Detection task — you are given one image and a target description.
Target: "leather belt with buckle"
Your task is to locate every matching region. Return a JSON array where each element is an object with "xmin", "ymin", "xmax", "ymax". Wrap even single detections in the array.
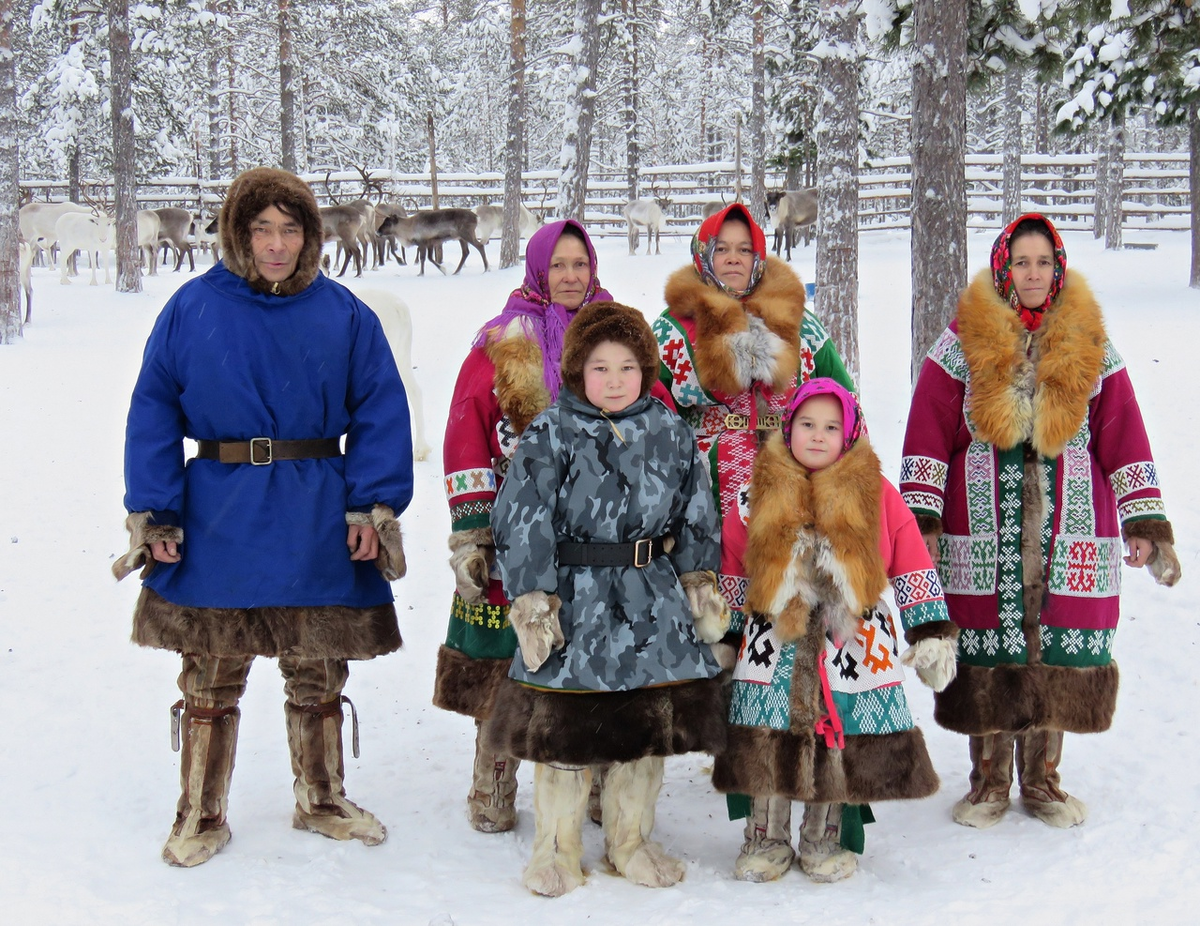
[
  {"xmin": 194, "ymin": 437, "xmax": 342, "ymax": 465},
  {"xmin": 724, "ymin": 413, "xmax": 781, "ymax": 431},
  {"xmin": 557, "ymin": 536, "xmax": 671, "ymax": 568}
]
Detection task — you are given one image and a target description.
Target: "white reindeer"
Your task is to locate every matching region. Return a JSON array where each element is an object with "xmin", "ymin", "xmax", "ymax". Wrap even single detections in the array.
[
  {"xmin": 19, "ymin": 201, "xmax": 91, "ymax": 271},
  {"xmin": 55, "ymin": 212, "xmax": 113, "ymax": 286},
  {"xmin": 622, "ymin": 192, "xmax": 670, "ymax": 256},
  {"xmin": 18, "ymin": 240, "xmax": 33, "ymax": 323},
  {"xmin": 355, "ymin": 289, "xmax": 431, "ymax": 462},
  {"xmin": 137, "ymin": 210, "xmax": 162, "ymax": 276},
  {"xmin": 472, "ymin": 203, "xmax": 541, "ymax": 243}
]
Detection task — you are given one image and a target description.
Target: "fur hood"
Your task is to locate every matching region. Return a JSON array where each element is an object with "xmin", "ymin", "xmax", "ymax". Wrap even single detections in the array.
[
  {"xmin": 744, "ymin": 432, "xmax": 887, "ymax": 644},
  {"xmin": 663, "ymin": 255, "xmax": 806, "ymax": 396},
  {"xmin": 560, "ymin": 300, "xmax": 659, "ymax": 403},
  {"xmin": 218, "ymin": 167, "xmax": 325, "ymax": 297},
  {"xmin": 957, "ymin": 267, "xmax": 1107, "ymax": 458}
]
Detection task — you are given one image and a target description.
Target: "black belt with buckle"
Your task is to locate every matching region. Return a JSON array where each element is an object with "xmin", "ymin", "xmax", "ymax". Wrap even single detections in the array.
[
  {"xmin": 194, "ymin": 437, "xmax": 342, "ymax": 465},
  {"xmin": 557, "ymin": 536, "xmax": 671, "ymax": 568}
]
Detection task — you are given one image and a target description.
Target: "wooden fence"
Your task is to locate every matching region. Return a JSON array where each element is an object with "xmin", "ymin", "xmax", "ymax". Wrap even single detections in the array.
[{"xmin": 18, "ymin": 152, "xmax": 1190, "ymax": 237}]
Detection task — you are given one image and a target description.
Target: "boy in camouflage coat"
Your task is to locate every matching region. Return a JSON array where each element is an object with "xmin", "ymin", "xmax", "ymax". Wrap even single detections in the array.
[{"xmin": 484, "ymin": 301, "xmax": 729, "ymax": 897}]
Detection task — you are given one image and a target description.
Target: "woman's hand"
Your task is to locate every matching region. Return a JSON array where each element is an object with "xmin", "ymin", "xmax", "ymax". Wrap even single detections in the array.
[
  {"xmin": 1124, "ymin": 536, "xmax": 1153, "ymax": 568},
  {"xmin": 347, "ymin": 523, "xmax": 380, "ymax": 561}
]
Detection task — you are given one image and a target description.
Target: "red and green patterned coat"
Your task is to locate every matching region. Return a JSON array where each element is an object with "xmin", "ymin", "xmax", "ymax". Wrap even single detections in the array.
[
  {"xmin": 654, "ymin": 258, "xmax": 854, "ymax": 629},
  {"xmin": 901, "ymin": 269, "xmax": 1173, "ymax": 735}
]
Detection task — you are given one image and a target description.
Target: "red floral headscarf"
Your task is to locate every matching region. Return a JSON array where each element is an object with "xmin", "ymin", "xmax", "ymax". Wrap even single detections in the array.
[
  {"xmin": 990, "ymin": 212, "xmax": 1067, "ymax": 331},
  {"xmin": 691, "ymin": 203, "xmax": 768, "ymax": 298}
]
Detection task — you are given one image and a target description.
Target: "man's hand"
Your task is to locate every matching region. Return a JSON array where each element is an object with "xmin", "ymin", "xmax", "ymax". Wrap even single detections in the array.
[
  {"xmin": 348, "ymin": 523, "xmax": 380, "ymax": 561},
  {"xmin": 150, "ymin": 539, "xmax": 181, "ymax": 564}
]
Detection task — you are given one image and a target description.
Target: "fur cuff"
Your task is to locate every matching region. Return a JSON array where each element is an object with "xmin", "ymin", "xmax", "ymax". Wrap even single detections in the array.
[
  {"xmin": 1147, "ymin": 541, "xmax": 1182, "ymax": 588},
  {"xmin": 348, "ymin": 505, "xmax": 406, "ymax": 581},
  {"xmin": 900, "ymin": 637, "xmax": 958, "ymax": 692},
  {"xmin": 904, "ymin": 619, "xmax": 959, "ymax": 646},
  {"xmin": 915, "ymin": 514, "xmax": 943, "ymax": 537},
  {"xmin": 680, "ymin": 570, "xmax": 732, "ymax": 643},
  {"xmin": 112, "ymin": 512, "xmax": 183, "ymax": 581},
  {"xmin": 509, "ymin": 591, "xmax": 564, "ymax": 672},
  {"xmin": 1123, "ymin": 518, "xmax": 1174, "ymax": 545},
  {"xmin": 448, "ymin": 529, "xmax": 494, "ymax": 604}
]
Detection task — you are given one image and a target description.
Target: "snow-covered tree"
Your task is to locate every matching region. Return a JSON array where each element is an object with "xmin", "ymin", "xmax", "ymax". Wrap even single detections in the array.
[
  {"xmin": 555, "ymin": 0, "xmax": 603, "ymax": 221},
  {"xmin": 109, "ymin": 0, "xmax": 141, "ymax": 293},
  {"xmin": 1, "ymin": 0, "xmax": 20, "ymax": 342},
  {"xmin": 501, "ymin": 0, "xmax": 526, "ymax": 269}
]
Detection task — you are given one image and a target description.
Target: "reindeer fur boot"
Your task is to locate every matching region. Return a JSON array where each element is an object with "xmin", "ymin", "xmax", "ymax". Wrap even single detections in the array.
[
  {"xmin": 1018, "ymin": 730, "xmax": 1087, "ymax": 828},
  {"xmin": 587, "ymin": 765, "xmax": 607, "ymax": 826},
  {"xmin": 953, "ymin": 733, "xmax": 1016, "ymax": 829},
  {"xmin": 467, "ymin": 720, "xmax": 520, "ymax": 833},
  {"xmin": 798, "ymin": 803, "xmax": 857, "ymax": 883},
  {"xmin": 523, "ymin": 763, "xmax": 591, "ymax": 897},
  {"xmin": 602, "ymin": 756, "xmax": 685, "ymax": 889},
  {"xmin": 162, "ymin": 703, "xmax": 239, "ymax": 868},
  {"xmin": 286, "ymin": 699, "xmax": 386, "ymax": 845},
  {"xmin": 734, "ymin": 795, "xmax": 795, "ymax": 883}
]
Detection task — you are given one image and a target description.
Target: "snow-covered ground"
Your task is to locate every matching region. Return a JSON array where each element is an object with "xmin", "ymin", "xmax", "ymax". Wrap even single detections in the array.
[{"xmin": 1, "ymin": 228, "xmax": 1195, "ymax": 925}]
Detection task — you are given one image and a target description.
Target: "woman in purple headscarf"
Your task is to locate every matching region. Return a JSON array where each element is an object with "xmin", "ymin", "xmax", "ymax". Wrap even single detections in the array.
[{"xmin": 432, "ymin": 220, "xmax": 618, "ymax": 833}]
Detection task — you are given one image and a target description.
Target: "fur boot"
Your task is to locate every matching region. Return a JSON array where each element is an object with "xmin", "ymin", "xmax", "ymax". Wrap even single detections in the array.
[
  {"xmin": 952, "ymin": 733, "xmax": 1015, "ymax": 829},
  {"xmin": 286, "ymin": 699, "xmax": 386, "ymax": 845},
  {"xmin": 162, "ymin": 702, "xmax": 239, "ymax": 868},
  {"xmin": 523, "ymin": 764, "xmax": 591, "ymax": 897},
  {"xmin": 587, "ymin": 765, "xmax": 607, "ymax": 825},
  {"xmin": 734, "ymin": 795, "xmax": 795, "ymax": 882},
  {"xmin": 602, "ymin": 756, "xmax": 685, "ymax": 888},
  {"xmin": 1018, "ymin": 730, "xmax": 1087, "ymax": 828},
  {"xmin": 467, "ymin": 720, "xmax": 520, "ymax": 833},
  {"xmin": 798, "ymin": 802, "xmax": 857, "ymax": 883}
]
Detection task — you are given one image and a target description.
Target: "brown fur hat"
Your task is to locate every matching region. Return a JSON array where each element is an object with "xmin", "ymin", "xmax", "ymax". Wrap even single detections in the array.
[
  {"xmin": 560, "ymin": 300, "xmax": 659, "ymax": 403},
  {"xmin": 219, "ymin": 167, "xmax": 324, "ymax": 296}
]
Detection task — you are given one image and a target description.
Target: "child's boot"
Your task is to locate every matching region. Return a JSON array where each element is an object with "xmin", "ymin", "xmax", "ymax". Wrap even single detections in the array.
[
  {"xmin": 602, "ymin": 756, "xmax": 685, "ymax": 888},
  {"xmin": 467, "ymin": 721, "xmax": 520, "ymax": 833},
  {"xmin": 798, "ymin": 802, "xmax": 856, "ymax": 883},
  {"xmin": 1018, "ymin": 730, "xmax": 1086, "ymax": 828},
  {"xmin": 523, "ymin": 763, "xmax": 590, "ymax": 897},
  {"xmin": 952, "ymin": 732, "xmax": 1015, "ymax": 828},
  {"xmin": 733, "ymin": 795, "xmax": 794, "ymax": 882}
]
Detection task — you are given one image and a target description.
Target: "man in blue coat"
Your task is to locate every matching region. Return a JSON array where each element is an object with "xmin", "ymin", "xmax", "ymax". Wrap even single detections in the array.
[{"xmin": 114, "ymin": 167, "xmax": 413, "ymax": 867}]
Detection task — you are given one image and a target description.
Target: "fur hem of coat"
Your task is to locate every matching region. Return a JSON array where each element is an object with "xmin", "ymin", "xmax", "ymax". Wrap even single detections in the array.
[
  {"xmin": 711, "ymin": 726, "xmax": 939, "ymax": 803},
  {"xmin": 956, "ymin": 269, "xmax": 1107, "ymax": 457},
  {"xmin": 744, "ymin": 434, "xmax": 887, "ymax": 644},
  {"xmin": 482, "ymin": 676, "xmax": 728, "ymax": 765},
  {"xmin": 131, "ymin": 587, "xmax": 400, "ymax": 659},
  {"xmin": 662, "ymin": 256, "xmax": 806, "ymax": 396},
  {"xmin": 431, "ymin": 645, "xmax": 513, "ymax": 720},
  {"xmin": 486, "ymin": 328, "xmax": 551, "ymax": 436},
  {"xmin": 934, "ymin": 660, "xmax": 1119, "ymax": 734}
]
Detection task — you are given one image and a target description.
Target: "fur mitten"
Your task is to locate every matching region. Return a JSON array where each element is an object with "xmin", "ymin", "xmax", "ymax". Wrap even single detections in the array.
[
  {"xmin": 900, "ymin": 637, "xmax": 958, "ymax": 692},
  {"xmin": 346, "ymin": 505, "xmax": 407, "ymax": 581},
  {"xmin": 509, "ymin": 591, "xmax": 564, "ymax": 672},
  {"xmin": 1147, "ymin": 541, "xmax": 1181, "ymax": 587},
  {"xmin": 112, "ymin": 511, "xmax": 183, "ymax": 581},
  {"xmin": 448, "ymin": 528, "xmax": 494, "ymax": 603},
  {"xmin": 680, "ymin": 570, "xmax": 731, "ymax": 644}
]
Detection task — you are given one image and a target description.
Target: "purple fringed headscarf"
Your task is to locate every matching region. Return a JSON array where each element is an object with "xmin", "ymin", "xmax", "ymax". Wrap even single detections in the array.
[{"xmin": 473, "ymin": 220, "xmax": 611, "ymax": 398}]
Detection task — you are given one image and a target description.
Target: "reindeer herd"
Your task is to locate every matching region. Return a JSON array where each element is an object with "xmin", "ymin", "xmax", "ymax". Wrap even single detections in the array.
[{"xmin": 14, "ymin": 181, "xmax": 821, "ymax": 323}]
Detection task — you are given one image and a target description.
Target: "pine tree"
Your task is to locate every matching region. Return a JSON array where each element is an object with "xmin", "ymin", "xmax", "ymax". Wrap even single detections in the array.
[{"xmin": 1, "ymin": 0, "xmax": 20, "ymax": 342}]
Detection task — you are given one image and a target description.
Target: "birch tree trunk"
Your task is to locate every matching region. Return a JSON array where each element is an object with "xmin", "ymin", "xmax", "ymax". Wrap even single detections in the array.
[
  {"xmin": 815, "ymin": 0, "xmax": 861, "ymax": 384},
  {"xmin": 500, "ymin": 0, "xmax": 526, "ymax": 269},
  {"xmin": 109, "ymin": 0, "xmax": 141, "ymax": 294},
  {"xmin": 555, "ymin": 0, "xmax": 602, "ymax": 222},
  {"xmin": 1191, "ymin": 102, "xmax": 1199, "ymax": 288},
  {"xmin": 1001, "ymin": 63, "xmax": 1023, "ymax": 227},
  {"xmin": 749, "ymin": 1, "xmax": 767, "ymax": 223},
  {"xmin": 909, "ymin": 0, "xmax": 966, "ymax": 384},
  {"xmin": 278, "ymin": 0, "xmax": 296, "ymax": 172},
  {"xmin": 0, "ymin": 0, "xmax": 20, "ymax": 342},
  {"xmin": 1103, "ymin": 112, "xmax": 1124, "ymax": 251},
  {"xmin": 622, "ymin": 0, "xmax": 639, "ymax": 203}
]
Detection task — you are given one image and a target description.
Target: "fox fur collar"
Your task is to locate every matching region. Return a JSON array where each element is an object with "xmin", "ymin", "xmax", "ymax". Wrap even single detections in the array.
[
  {"xmin": 957, "ymin": 268, "xmax": 1107, "ymax": 458},
  {"xmin": 663, "ymin": 256, "xmax": 806, "ymax": 396},
  {"xmin": 744, "ymin": 433, "xmax": 887, "ymax": 645},
  {"xmin": 485, "ymin": 320, "xmax": 552, "ymax": 436}
]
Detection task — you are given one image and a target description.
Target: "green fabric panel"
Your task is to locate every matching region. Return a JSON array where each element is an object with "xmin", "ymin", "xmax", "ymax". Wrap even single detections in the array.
[
  {"xmin": 727, "ymin": 792, "xmax": 752, "ymax": 821},
  {"xmin": 812, "ymin": 339, "xmax": 856, "ymax": 393},
  {"xmin": 444, "ymin": 594, "xmax": 516, "ymax": 659},
  {"xmin": 839, "ymin": 803, "xmax": 874, "ymax": 854}
]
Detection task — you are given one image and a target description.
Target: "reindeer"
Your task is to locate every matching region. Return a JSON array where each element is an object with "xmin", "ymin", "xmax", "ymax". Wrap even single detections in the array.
[
  {"xmin": 355, "ymin": 289, "xmax": 431, "ymax": 462},
  {"xmin": 472, "ymin": 203, "xmax": 541, "ymax": 243},
  {"xmin": 622, "ymin": 187, "xmax": 671, "ymax": 256},
  {"xmin": 19, "ymin": 201, "xmax": 91, "ymax": 270},
  {"xmin": 378, "ymin": 209, "xmax": 489, "ymax": 276},
  {"xmin": 136, "ymin": 210, "xmax": 162, "ymax": 276},
  {"xmin": 55, "ymin": 211, "xmax": 113, "ymax": 286},
  {"xmin": 18, "ymin": 240, "xmax": 33, "ymax": 323},
  {"xmin": 343, "ymin": 199, "xmax": 378, "ymax": 269},
  {"xmin": 700, "ymin": 199, "xmax": 727, "ymax": 220},
  {"xmin": 372, "ymin": 202, "xmax": 408, "ymax": 266},
  {"xmin": 198, "ymin": 214, "xmax": 221, "ymax": 263},
  {"xmin": 765, "ymin": 188, "xmax": 818, "ymax": 262},
  {"xmin": 319, "ymin": 205, "xmax": 366, "ymax": 277},
  {"xmin": 153, "ymin": 207, "xmax": 196, "ymax": 272}
]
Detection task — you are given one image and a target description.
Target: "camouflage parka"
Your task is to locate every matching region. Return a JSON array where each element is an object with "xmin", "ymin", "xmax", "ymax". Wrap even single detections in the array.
[{"xmin": 492, "ymin": 386, "xmax": 722, "ymax": 692}]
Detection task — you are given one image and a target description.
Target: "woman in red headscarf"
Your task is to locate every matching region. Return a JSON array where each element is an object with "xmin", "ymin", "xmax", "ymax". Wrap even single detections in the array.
[
  {"xmin": 901, "ymin": 213, "xmax": 1180, "ymax": 831},
  {"xmin": 652, "ymin": 203, "xmax": 855, "ymax": 877}
]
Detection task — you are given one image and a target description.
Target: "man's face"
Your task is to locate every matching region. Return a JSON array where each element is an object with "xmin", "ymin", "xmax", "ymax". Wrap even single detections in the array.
[{"xmin": 250, "ymin": 205, "xmax": 304, "ymax": 283}]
